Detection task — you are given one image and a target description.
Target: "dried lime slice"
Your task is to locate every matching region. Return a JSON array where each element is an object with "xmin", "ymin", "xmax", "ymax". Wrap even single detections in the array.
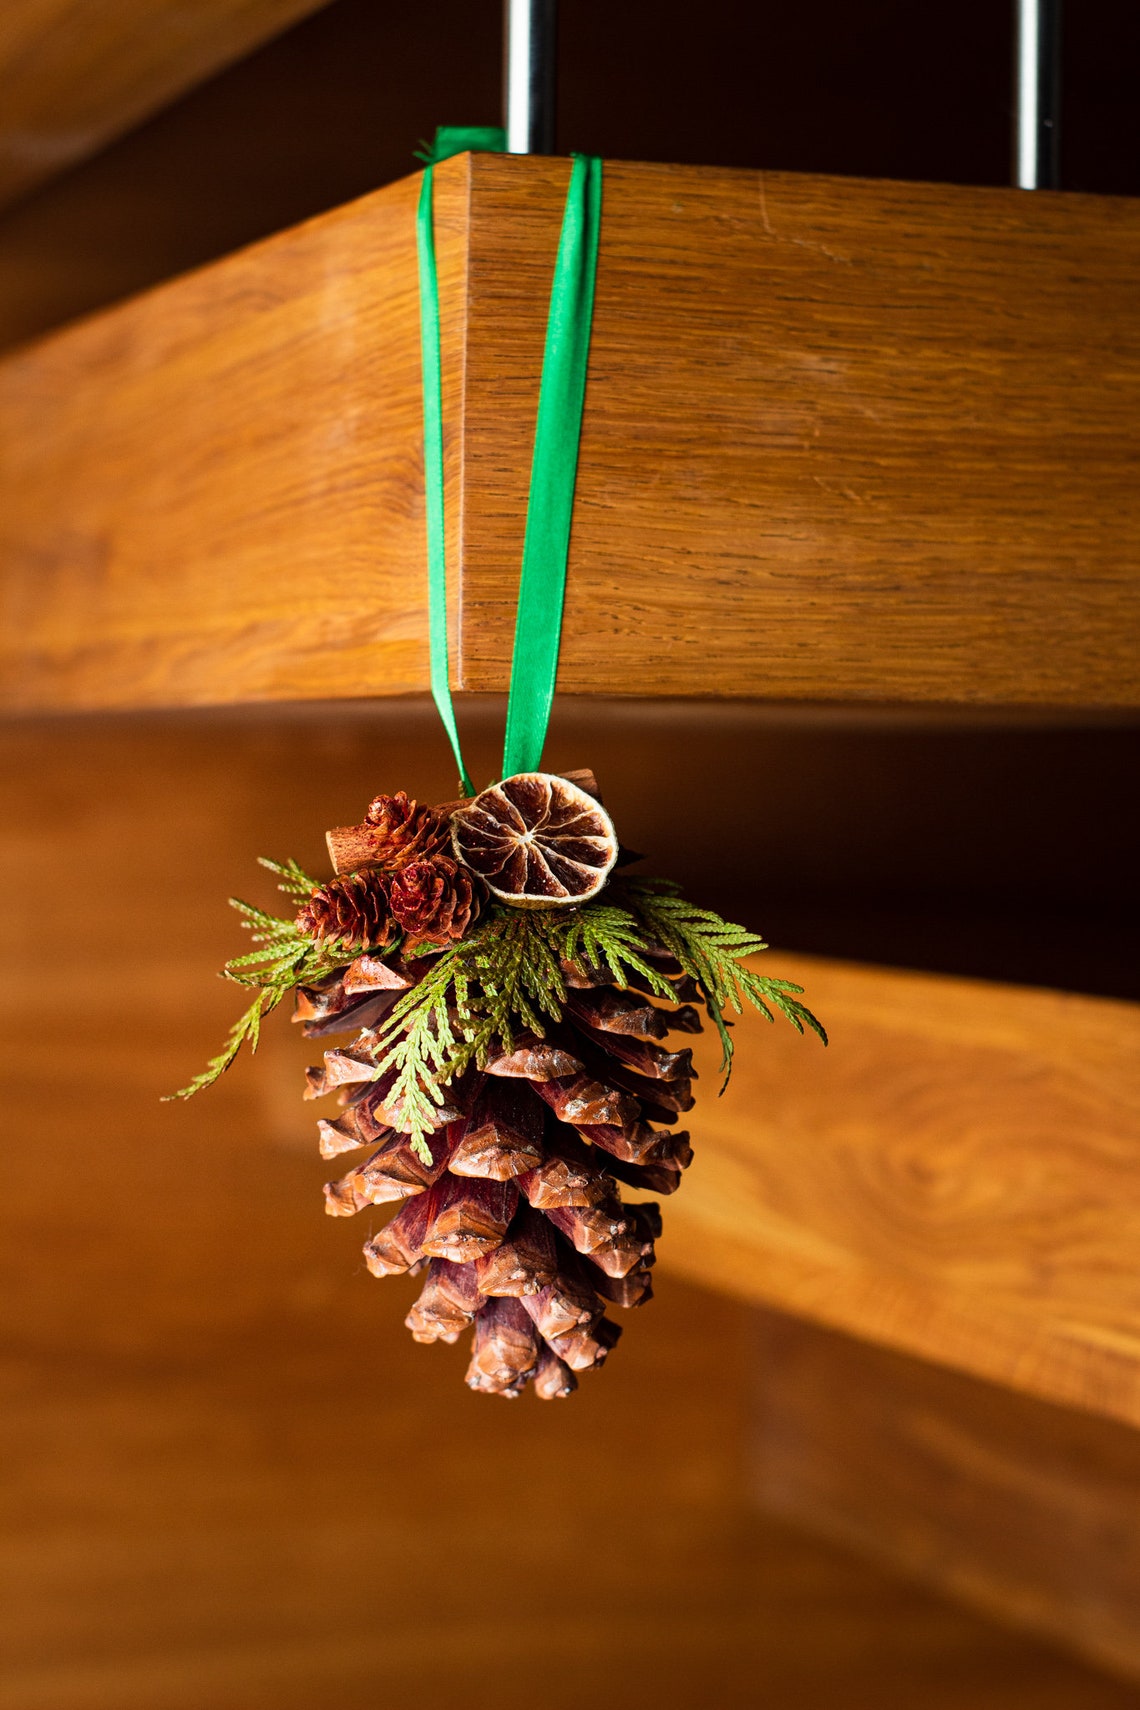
[{"xmin": 451, "ymin": 773, "xmax": 619, "ymax": 908}]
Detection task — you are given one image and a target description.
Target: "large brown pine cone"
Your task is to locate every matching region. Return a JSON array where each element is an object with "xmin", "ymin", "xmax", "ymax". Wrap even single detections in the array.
[
  {"xmin": 388, "ymin": 855, "xmax": 483, "ymax": 951},
  {"xmin": 299, "ymin": 950, "xmax": 705, "ymax": 1397},
  {"xmin": 296, "ymin": 872, "xmax": 395, "ymax": 951}
]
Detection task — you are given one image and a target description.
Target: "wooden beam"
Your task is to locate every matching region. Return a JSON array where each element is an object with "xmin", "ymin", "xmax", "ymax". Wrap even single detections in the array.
[
  {"xmin": 0, "ymin": 0, "xmax": 333, "ymax": 212},
  {"xmin": 750, "ymin": 1306, "xmax": 1140, "ymax": 1682},
  {"xmin": 664, "ymin": 953, "xmax": 1140, "ymax": 1429},
  {"xmin": 1, "ymin": 152, "xmax": 1138, "ymax": 713},
  {"xmin": 458, "ymin": 155, "xmax": 1140, "ymax": 707},
  {"xmin": 0, "ymin": 163, "xmax": 471, "ymax": 709}
]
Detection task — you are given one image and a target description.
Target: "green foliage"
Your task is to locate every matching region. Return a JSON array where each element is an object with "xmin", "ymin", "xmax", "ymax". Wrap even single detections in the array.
[
  {"xmin": 371, "ymin": 909, "xmax": 582, "ymax": 1156},
  {"xmin": 371, "ymin": 885, "xmax": 826, "ymax": 1159},
  {"xmin": 166, "ymin": 858, "xmax": 364, "ymax": 1101},
  {"xmin": 171, "ymin": 855, "xmax": 826, "ymax": 1158},
  {"xmin": 615, "ymin": 877, "xmax": 828, "ymax": 1073}
]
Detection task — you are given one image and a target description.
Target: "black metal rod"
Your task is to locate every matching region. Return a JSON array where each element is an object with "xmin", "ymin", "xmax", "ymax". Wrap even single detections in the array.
[
  {"xmin": 1013, "ymin": 0, "xmax": 1062, "ymax": 188},
  {"xmin": 503, "ymin": 0, "xmax": 558, "ymax": 154}
]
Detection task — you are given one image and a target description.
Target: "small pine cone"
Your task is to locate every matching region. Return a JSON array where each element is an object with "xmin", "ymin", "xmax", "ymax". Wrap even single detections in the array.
[
  {"xmin": 308, "ymin": 931, "xmax": 705, "ymax": 1397},
  {"xmin": 388, "ymin": 855, "xmax": 483, "ymax": 952},
  {"xmin": 325, "ymin": 793, "xmax": 452, "ymax": 877},
  {"xmin": 365, "ymin": 792, "xmax": 451, "ymax": 866},
  {"xmin": 296, "ymin": 871, "xmax": 395, "ymax": 951}
]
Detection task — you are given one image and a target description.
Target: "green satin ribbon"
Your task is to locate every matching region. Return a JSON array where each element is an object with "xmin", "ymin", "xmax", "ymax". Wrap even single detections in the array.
[
  {"xmin": 415, "ymin": 128, "xmax": 504, "ymax": 794},
  {"xmin": 416, "ymin": 127, "xmax": 602, "ymax": 792}
]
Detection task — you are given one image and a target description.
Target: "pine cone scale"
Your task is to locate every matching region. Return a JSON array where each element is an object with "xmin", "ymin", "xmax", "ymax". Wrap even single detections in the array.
[
  {"xmin": 473, "ymin": 1208, "xmax": 558, "ymax": 1297},
  {"xmin": 420, "ymin": 1175, "xmax": 519, "ymax": 1263}
]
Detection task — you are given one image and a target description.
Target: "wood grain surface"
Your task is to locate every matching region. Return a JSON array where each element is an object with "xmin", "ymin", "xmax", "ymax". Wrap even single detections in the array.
[
  {"xmin": 457, "ymin": 155, "xmax": 1140, "ymax": 706},
  {"xmin": 750, "ymin": 1308, "xmax": 1140, "ymax": 1683},
  {"xmin": 0, "ymin": 0, "xmax": 333, "ymax": 211},
  {"xmin": 8, "ymin": 713, "xmax": 1140, "ymax": 1708},
  {"xmin": 0, "ymin": 160, "xmax": 471, "ymax": 710},
  {"xmin": 671, "ymin": 953, "xmax": 1140, "ymax": 1427},
  {"xmin": 2, "ymin": 154, "xmax": 1138, "ymax": 713}
]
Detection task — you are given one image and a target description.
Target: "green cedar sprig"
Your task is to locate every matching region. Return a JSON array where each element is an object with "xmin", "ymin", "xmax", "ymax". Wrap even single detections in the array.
[
  {"xmin": 368, "ymin": 909, "xmax": 572, "ymax": 1148},
  {"xmin": 171, "ymin": 858, "xmax": 826, "ymax": 1160},
  {"xmin": 615, "ymin": 876, "xmax": 828, "ymax": 1073},
  {"xmin": 166, "ymin": 858, "xmax": 364, "ymax": 1101},
  {"xmin": 369, "ymin": 884, "xmax": 825, "ymax": 1160}
]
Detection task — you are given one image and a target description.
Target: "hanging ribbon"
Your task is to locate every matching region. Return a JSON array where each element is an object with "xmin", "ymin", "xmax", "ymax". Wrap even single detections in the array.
[
  {"xmin": 501, "ymin": 152, "xmax": 601, "ymax": 778},
  {"xmin": 416, "ymin": 127, "xmax": 602, "ymax": 792},
  {"xmin": 415, "ymin": 128, "xmax": 505, "ymax": 794}
]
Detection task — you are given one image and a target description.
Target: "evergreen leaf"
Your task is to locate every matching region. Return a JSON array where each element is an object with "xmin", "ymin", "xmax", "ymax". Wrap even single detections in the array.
[{"xmin": 174, "ymin": 852, "xmax": 825, "ymax": 1119}]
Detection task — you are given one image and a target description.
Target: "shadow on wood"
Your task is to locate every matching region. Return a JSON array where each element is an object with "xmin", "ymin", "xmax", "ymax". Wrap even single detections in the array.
[{"xmin": 750, "ymin": 1306, "xmax": 1140, "ymax": 1682}]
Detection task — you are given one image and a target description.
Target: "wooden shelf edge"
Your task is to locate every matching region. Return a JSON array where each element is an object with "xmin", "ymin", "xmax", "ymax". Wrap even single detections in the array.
[
  {"xmin": 660, "ymin": 952, "xmax": 1140, "ymax": 1429},
  {"xmin": 1, "ymin": 155, "xmax": 1138, "ymax": 713}
]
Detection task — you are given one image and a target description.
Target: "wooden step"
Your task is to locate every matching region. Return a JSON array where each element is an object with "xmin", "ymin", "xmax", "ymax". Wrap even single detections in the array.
[
  {"xmin": 2, "ymin": 152, "xmax": 1138, "ymax": 713},
  {"xmin": 664, "ymin": 953, "xmax": 1140, "ymax": 1428},
  {"xmin": 750, "ymin": 1306, "xmax": 1140, "ymax": 1682},
  {"xmin": 0, "ymin": 0, "xmax": 331, "ymax": 212}
]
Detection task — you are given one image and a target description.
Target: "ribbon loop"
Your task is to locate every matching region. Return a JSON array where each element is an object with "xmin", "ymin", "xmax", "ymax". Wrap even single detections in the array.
[{"xmin": 417, "ymin": 141, "xmax": 602, "ymax": 792}]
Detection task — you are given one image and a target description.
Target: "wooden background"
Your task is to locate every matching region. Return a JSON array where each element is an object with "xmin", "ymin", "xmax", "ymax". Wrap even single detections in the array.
[
  {"xmin": 0, "ymin": 1, "xmax": 334, "ymax": 210},
  {"xmin": 1, "ymin": 4, "xmax": 1138, "ymax": 1701},
  {"xmin": 4, "ymin": 705, "xmax": 1140, "ymax": 1708},
  {"xmin": 3, "ymin": 154, "xmax": 1138, "ymax": 714},
  {"xmin": 0, "ymin": 701, "xmax": 1135, "ymax": 1698},
  {"xmin": 750, "ymin": 1310, "xmax": 1140, "ymax": 1681},
  {"xmin": 459, "ymin": 155, "xmax": 1140, "ymax": 705}
]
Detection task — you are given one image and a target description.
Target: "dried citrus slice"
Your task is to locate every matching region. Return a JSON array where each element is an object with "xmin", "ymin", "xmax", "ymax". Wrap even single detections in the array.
[{"xmin": 450, "ymin": 773, "xmax": 619, "ymax": 908}]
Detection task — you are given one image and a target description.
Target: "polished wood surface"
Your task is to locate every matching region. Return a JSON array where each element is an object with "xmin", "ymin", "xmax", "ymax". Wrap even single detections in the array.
[
  {"xmin": 671, "ymin": 952, "xmax": 1140, "ymax": 1427},
  {"xmin": 0, "ymin": 0, "xmax": 333, "ymax": 212},
  {"xmin": 0, "ymin": 163, "xmax": 470, "ymax": 710},
  {"xmin": 750, "ymin": 1308, "xmax": 1140, "ymax": 1683},
  {"xmin": 8, "ymin": 714, "xmax": 1139, "ymax": 1708},
  {"xmin": 2, "ymin": 154, "xmax": 1138, "ymax": 712},
  {"xmin": 458, "ymin": 155, "xmax": 1140, "ymax": 706}
]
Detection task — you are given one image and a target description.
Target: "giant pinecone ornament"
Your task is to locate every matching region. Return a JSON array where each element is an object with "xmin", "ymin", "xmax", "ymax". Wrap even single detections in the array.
[{"xmin": 176, "ymin": 769, "xmax": 824, "ymax": 1399}]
